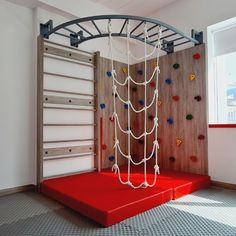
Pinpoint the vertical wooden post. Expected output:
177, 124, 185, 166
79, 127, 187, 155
37, 36, 44, 189
94, 51, 101, 172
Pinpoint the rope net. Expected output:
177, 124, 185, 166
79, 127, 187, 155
108, 20, 162, 189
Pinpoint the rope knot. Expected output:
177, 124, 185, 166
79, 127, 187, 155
154, 165, 160, 174
154, 89, 158, 96
154, 117, 158, 125
112, 69, 116, 76
112, 163, 119, 173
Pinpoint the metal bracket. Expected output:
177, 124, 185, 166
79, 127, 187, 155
40, 20, 53, 39
162, 40, 174, 54
70, 31, 85, 48
191, 29, 203, 45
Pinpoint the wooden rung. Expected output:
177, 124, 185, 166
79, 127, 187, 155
43, 106, 96, 111
43, 123, 96, 127
44, 145, 94, 157
44, 89, 96, 97
44, 55, 95, 68
44, 72, 95, 83
43, 138, 96, 144
44, 45, 94, 64
43, 95, 94, 106
43, 153, 95, 161
43, 40, 94, 56
43, 168, 96, 180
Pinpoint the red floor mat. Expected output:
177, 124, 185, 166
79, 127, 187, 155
41, 166, 210, 226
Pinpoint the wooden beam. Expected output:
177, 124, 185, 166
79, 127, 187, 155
44, 89, 95, 97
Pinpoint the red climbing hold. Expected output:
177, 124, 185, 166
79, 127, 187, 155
109, 116, 114, 122
190, 155, 198, 162
193, 53, 201, 60
102, 144, 107, 150
198, 134, 205, 140
172, 95, 180, 101
150, 81, 156, 88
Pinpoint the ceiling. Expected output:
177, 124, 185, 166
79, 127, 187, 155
89, 0, 179, 16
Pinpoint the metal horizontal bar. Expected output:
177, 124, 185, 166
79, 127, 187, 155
119, 19, 127, 34
130, 21, 144, 34
44, 72, 95, 83
43, 123, 96, 126
91, 20, 101, 35
43, 106, 96, 112
43, 138, 96, 144
63, 27, 77, 34
46, 15, 199, 45
136, 24, 159, 38
44, 39, 94, 55
43, 168, 96, 180
174, 40, 191, 47
76, 23, 93, 36
44, 54, 95, 68
150, 32, 177, 43
44, 89, 95, 97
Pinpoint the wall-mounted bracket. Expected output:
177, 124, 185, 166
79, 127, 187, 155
70, 31, 85, 48
191, 29, 203, 45
40, 20, 53, 39
162, 40, 174, 54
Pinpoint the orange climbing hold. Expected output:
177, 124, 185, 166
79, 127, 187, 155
176, 138, 182, 146
157, 101, 162, 107
153, 61, 158, 69
188, 74, 196, 81
122, 67, 128, 74
102, 144, 107, 150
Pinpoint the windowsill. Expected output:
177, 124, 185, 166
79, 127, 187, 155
209, 124, 236, 128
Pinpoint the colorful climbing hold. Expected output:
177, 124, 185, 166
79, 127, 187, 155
194, 95, 201, 101
193, 53, 201, 60
150, 81, 156, 88
100, 103, 106, 109
153, 61, 158, 69
176, 138, 182, 146
173, 63, 180, 69
188, 74, 196, 81
122, 67, 128, 73
148, 115, 154, 121
138, 139, 144, 144
106, 71, 112, 77
109, 155, 115, 161
109, 116, 114, 122
124, 104, 128, 109
172, 95, 180, 102
190, 155, 198, 163
137, 69, 143, 75
198, 134, 205, 140
132, 87, 137, 92
169, 156, 176, 162
157, 101, 162, 107
138, 99, 144, 106
102, 144, 107, 150
165, 78, 172, 85
167, 117, 174, 125
186, 114, 194, 120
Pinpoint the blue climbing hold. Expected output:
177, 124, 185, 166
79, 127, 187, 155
165, 78, 172, 85
100, 103, 106, 109
138, 99, 144, 106
109, 155, 115, 161
167, 117, 174, 124
137, 69, 143, 75
107, 71, 112, 77
124, 104, 128, 109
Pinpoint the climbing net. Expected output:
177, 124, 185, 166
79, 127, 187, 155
108, 20, 162, 189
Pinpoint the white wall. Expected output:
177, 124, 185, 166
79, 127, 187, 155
0, 0, 35, 190
150, 0, 236, 184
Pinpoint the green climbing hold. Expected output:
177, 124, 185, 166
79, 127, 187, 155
173, 63, 180, 69
186, 114, 194, 120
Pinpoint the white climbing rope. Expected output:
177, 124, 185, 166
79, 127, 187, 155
108, 20, 162, 188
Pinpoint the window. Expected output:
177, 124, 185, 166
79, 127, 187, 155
208, 17, 236, 124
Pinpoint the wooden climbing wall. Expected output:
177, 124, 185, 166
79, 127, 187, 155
96, 57, 128, 169
131, 44, 207, 175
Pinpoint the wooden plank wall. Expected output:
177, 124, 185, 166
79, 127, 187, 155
130, 44, 207, 175
97, 58, 128, 169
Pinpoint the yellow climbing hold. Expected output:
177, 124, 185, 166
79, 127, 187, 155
153, 61, 158, 69
176, 138, 182, 146
122, 67, 128, 74
157, 100, 162, 107
188, 74, 196, 81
